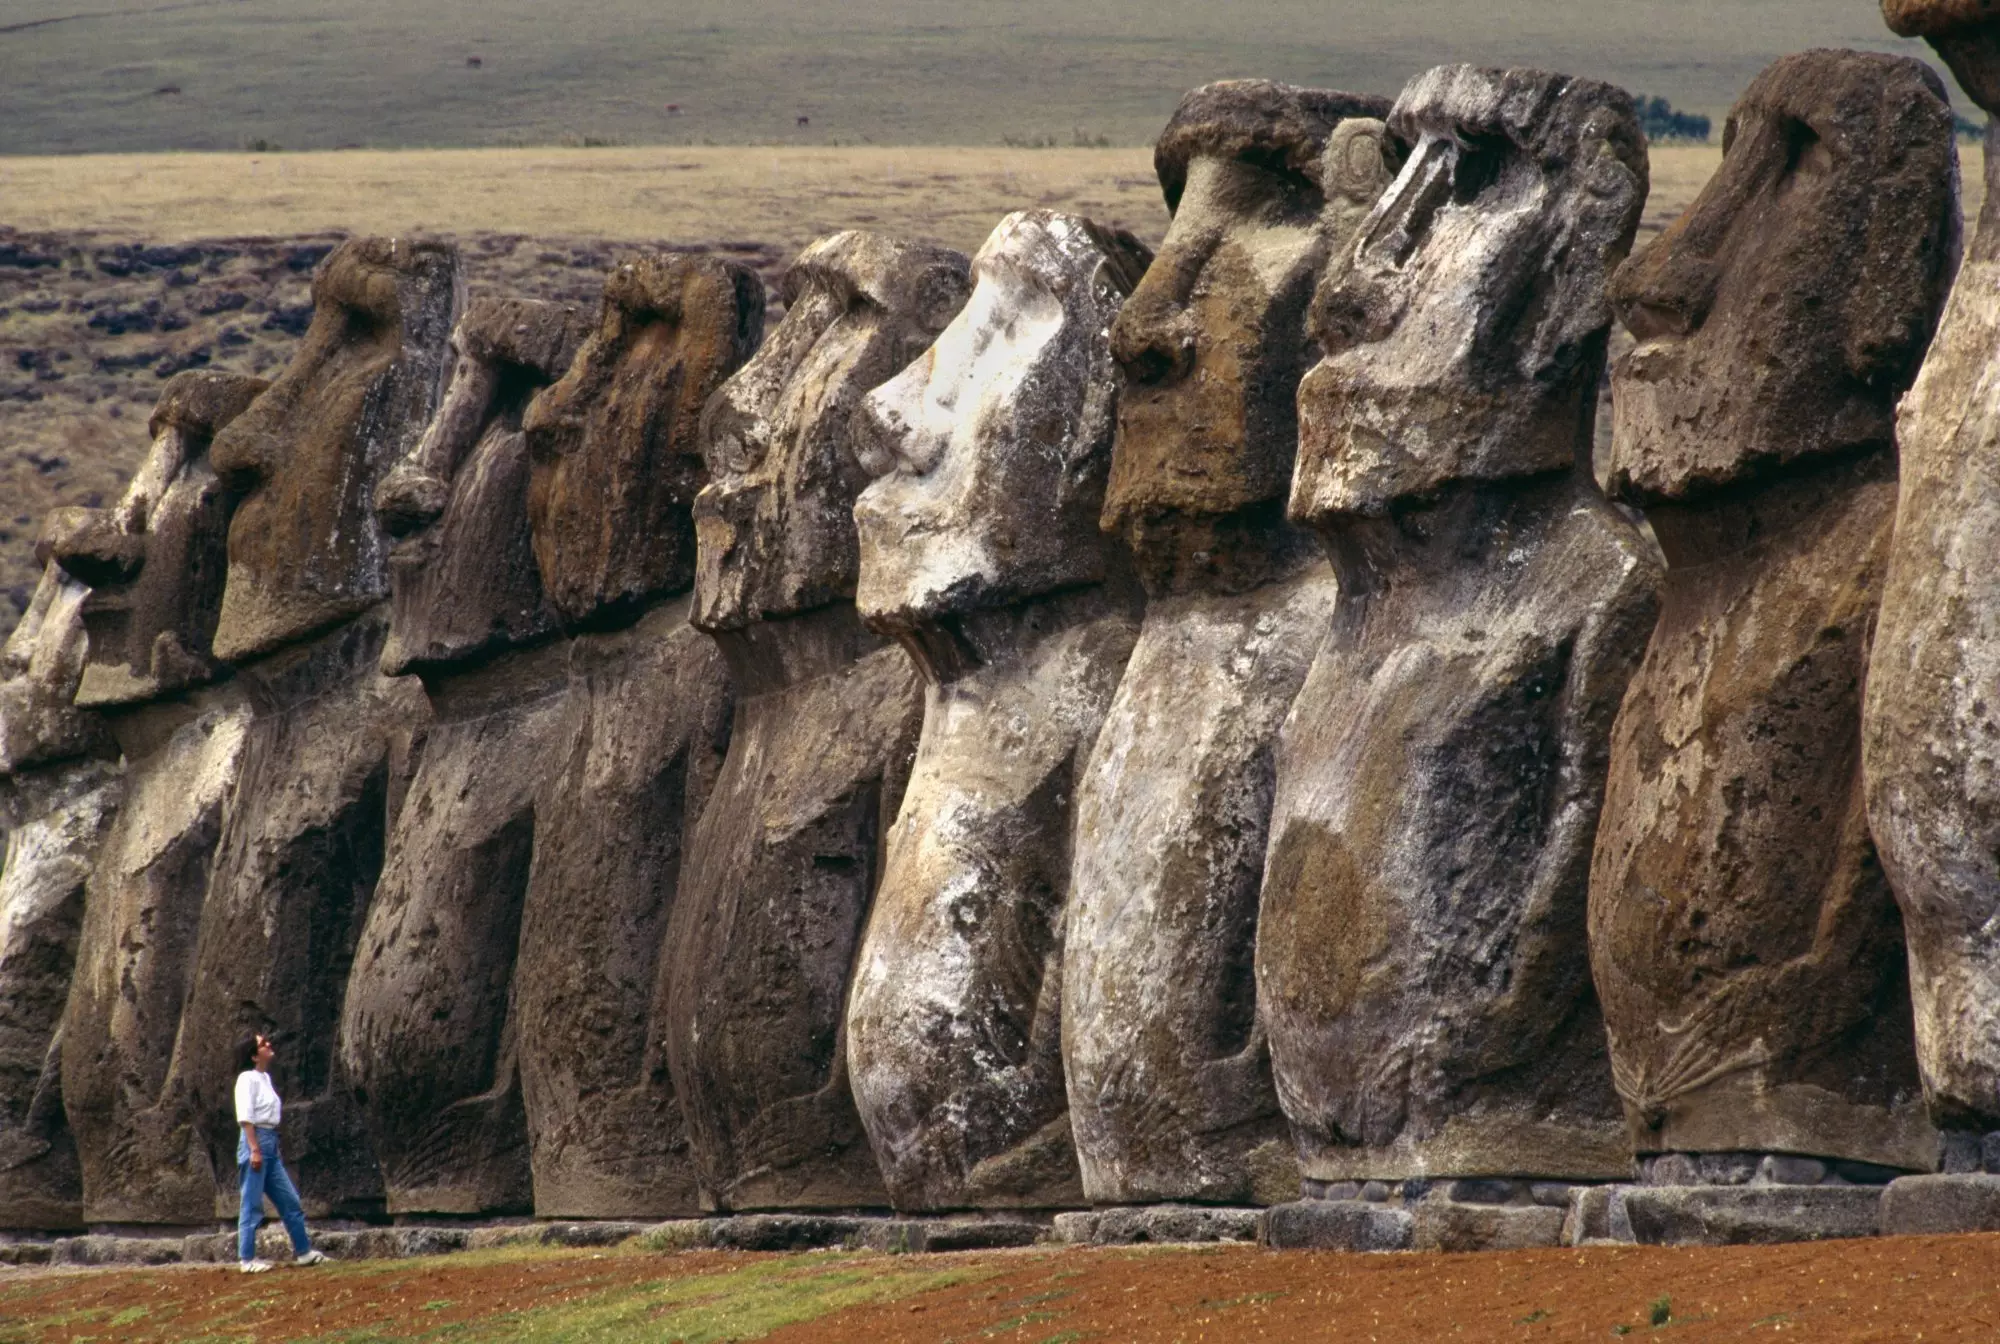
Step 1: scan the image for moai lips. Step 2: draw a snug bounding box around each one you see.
[512,254,755,1216]
[341,298,585,1217]
[376,297,584,675]
[1860,11,2000,1144]
[662,234,961,1213]
[1593,51,1955,1172]
[844,210,1147,1211]
[209,237,461,663]
[44,371,266,707]
[1065,83,1392,1206]
[1260,65,1659,1186]
[0,542,120,1230]
[524,253,764,629]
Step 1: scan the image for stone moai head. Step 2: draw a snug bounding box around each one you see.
[692,232,970,634]
[522,254,765,630]
[43,372,267,707]
[1603,51,1957,504]
[1292,66,1647,523]
[1885,0,2000,111]
[851,210,1151,656]
[0,543,109,775]
[208,237,462,663]
[373,297,587,675]
[1099,80,1393,581]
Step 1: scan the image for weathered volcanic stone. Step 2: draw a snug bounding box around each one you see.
[209,237,462,663]
[659,234,963,1214]
[514,258,753,1217]
[342,299,587,1217]
[1865,9,2000,1152]
[1593,52,1956,1174]
[1620,1185,1883,1245]
[1261,65,1658,1185]
[46,371,267,707]
[523,253,764,628]
[376,297,584,676]
[1259,1200,1414,1251]
[0,560,120,1231]
[845,211,1148,1212]
[1880,1174,2000,1235]
[1066,86,1393,1206]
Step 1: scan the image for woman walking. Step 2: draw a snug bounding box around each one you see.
[234,1032,329,1273]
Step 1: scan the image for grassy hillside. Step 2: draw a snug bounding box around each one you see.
[0,0,1949,155]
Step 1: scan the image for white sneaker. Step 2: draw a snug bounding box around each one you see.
[239,1259,273,1274]
[294,1250,328,1267]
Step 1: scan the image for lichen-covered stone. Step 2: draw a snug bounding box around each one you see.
[523,253,764,628]
[1066,88,1393,1205]
[1864,13,2000,1144]
[846,211,1148,1211]
[45,371,266,707]
[1594,51,1956,1173]
[1260,65,1657,1184]
[209,237,462,663]
[0,563,111,773]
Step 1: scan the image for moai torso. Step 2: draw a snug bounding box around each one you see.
[48,372,266,1226]
[1868,4,2000,1146]
[0,557,119,1230]
[512,255,755,1217]
[1063,82,1394,1207]
[160,239,456,1221]
[1593,52,1957,1173]
[844,212,1148,1211]
[1261,65,1659,1185]
[338,298,584,1216]
[662,233,963,1211]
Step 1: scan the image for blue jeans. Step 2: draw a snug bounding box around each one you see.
[237,1126,311,1262]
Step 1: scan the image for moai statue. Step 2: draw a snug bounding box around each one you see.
[513,254,755,1216]
[843,211,1148,1212]
[1591,51,1955,1199]
[662,232,963,1212]
[166,237,456,1220]
[1259,66,1659,1215]
[50,372,267,1226]
[1064,81,1395,1208]
[0,549,119,1230]
[1868,4,2000,1202]
[339,297,585,1216]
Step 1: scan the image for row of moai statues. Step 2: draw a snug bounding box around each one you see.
[2,25,1996,1242]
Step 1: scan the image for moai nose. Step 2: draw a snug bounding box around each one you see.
[1109,247,1205,387]
[45,507,144,588]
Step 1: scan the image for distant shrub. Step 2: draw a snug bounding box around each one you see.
[240,136,282,152]
[1635,96,1710,144]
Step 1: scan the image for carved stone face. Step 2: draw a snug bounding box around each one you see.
[1292,65,1647,523]
[208,237,461,663]
[1100,81,1392,552]
[851,210,1149,636]
[1604,51,1957,504]
[1883,0,2000,112]
[375,298,585,675]
[45,372,266,706]
[692,232,969,633]
[0,554,107,774]
[522,254,764,628]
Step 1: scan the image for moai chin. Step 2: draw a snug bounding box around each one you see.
[339,298,585,1216]
[0,543,120,1230]
[512,253,756,1216]
[1258,64,1660,1190]
[209,237,461,663]
[1592,51,1955,1178]
[1864,8,2000,1158]
[44,371,267,708]
[843,210,1148,1211]
[662,233,961,1212]
[118,236,459,1224]
[1064,81,1394,1206]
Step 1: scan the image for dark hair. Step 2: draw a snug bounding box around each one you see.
[233,1033,264,1074]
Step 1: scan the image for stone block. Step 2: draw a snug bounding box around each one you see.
[1563,1186,1637,1245]
[856,1220,1047,1253]
[50,1234,185,1266]
[1050,1212,1099,1244]
[1086,1205,1260,1245]
[1622,1185,1881,1245]
[707,1215,865,1252]
[1259,1201,1413,1252]
[633,1220,716,1252]
[1757,1156,1828,1186]
[1412,1201,1565,1252]
[0,1243,52,1265]
[1881,1174,2000,1235]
